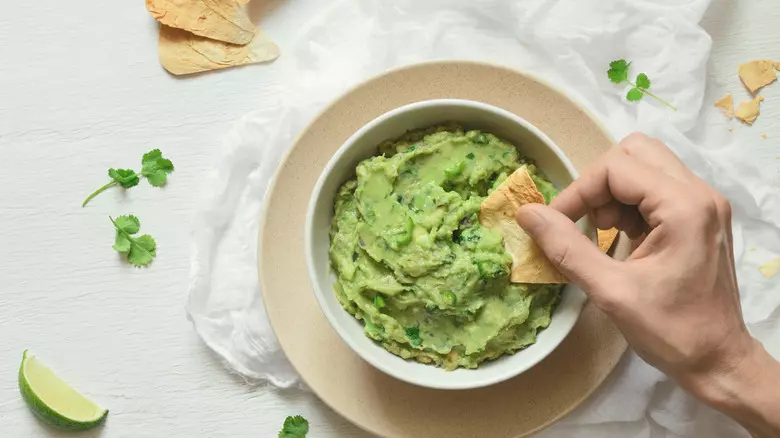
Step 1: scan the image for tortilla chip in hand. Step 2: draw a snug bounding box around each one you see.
[479,166,568,284]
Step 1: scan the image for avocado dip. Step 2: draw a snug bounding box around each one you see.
[328,124,563,370]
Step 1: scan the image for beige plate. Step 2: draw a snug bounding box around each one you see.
[259,61,629,438]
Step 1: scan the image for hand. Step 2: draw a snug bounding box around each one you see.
[516,133,780,437]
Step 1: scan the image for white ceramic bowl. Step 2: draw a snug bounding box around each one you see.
[305,99,595,390]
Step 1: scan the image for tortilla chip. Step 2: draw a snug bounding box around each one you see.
[734,96,764,125]
[713,93,734,119]
[597,228,619,253]
[159,25,279,76]
[479,167,567,284]
[738,60,777,94]
[759,257,780,279]
[146,0,256,45]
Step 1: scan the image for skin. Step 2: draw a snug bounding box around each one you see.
[516,133,780,438]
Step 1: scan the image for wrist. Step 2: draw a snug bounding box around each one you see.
[683,338,780,437]
[687,338,765,409]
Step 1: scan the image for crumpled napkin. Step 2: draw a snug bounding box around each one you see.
[188,0,780,436]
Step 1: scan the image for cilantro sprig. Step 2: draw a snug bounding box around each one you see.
[405,326,422,347]
[110,215,157,267]
[279,415,309,438]
[83,149,174,207]
[608,59,677,111]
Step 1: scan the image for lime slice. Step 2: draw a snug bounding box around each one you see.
[18,350,108,431]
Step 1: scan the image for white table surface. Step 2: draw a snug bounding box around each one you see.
[1,0,778,437]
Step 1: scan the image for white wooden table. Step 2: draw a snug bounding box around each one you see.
[1,0,778,436]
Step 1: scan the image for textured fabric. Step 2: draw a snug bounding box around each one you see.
[188,1,779,435]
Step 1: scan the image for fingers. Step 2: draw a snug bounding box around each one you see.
[551,149,682,229]
[618,133,692,181]
[590,200,622,229]
[516,203,620,296]
[619,133,733,239]
[592,201,648,239]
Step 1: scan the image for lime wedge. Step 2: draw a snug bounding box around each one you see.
[18,350,108,431]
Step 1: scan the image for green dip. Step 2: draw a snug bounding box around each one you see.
[329,124,563,370]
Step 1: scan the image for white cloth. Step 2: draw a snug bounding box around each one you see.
[187,0,780,436]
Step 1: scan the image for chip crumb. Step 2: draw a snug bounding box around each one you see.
[714,93,734,119]
[762,132,768,139]
[759,257,780,279]
[158,25,279,76]
[734,96,764,125]
[729,127,734,133]
[739,60,777,94]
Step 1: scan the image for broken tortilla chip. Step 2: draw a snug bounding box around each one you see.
[734,96,764,125]
[738,60,777,94]
[158,25,279,75]
[713,93,734,119]
[598,228,619,253]
[759,257,780,279]
[146,0,256,46]
[479,167,567,284]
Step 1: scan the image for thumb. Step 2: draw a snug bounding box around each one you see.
[516,203,619,296]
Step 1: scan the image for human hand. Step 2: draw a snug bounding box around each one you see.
[516,133,780,436]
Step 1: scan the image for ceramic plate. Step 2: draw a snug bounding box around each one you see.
[259,61,629,438]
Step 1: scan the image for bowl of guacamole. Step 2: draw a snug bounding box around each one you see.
[306,99,595,390]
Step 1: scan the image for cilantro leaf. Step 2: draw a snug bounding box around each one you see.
[607,60,676,110]
[82,150,174,207]
[113,215,140,234]
[635,73,650,90]
[128,234,156,266]
[140,149,175,187]
[113,234,132,253]
[108,168,140,188]
[279,415,309,438]
[472,133,488,144]
[626,88,643,102]
[607,59,630,84]
[405,326,422,347]
[110,215,157,267]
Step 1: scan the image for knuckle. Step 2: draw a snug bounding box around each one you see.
[619,132,665,155]
[682,195,719,230]
[619,132,670,160]
[550,241,573,271]
[714,194,732,220]
[701,197,719,219]
[619,132,650,151]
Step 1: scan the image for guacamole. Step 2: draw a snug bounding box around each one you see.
[329,124,563,370]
